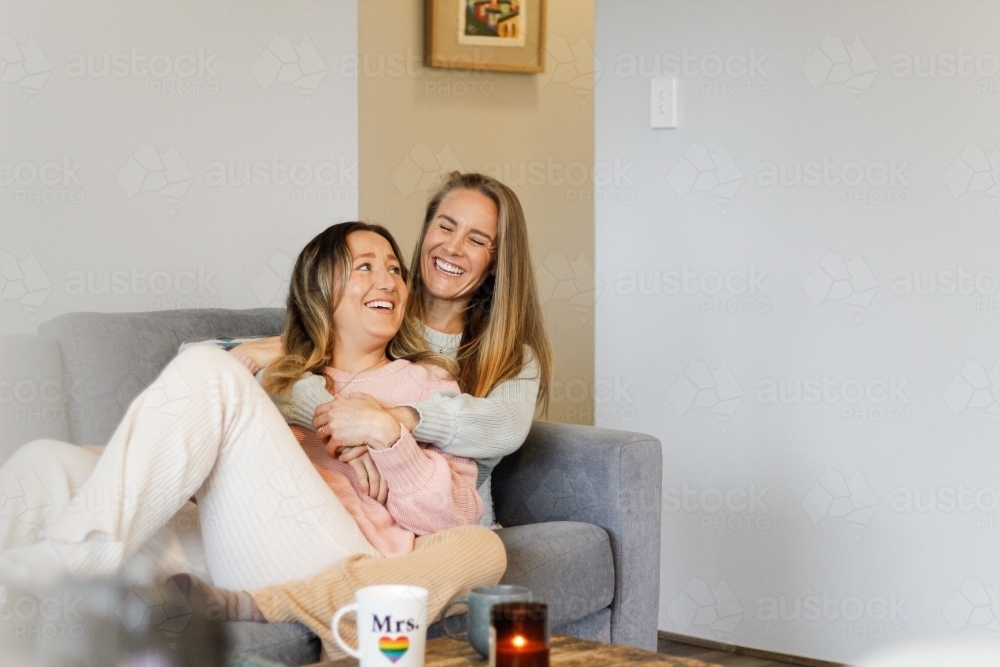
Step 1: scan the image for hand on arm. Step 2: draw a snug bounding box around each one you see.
[343,450,388,504]
[313,393,402,451]
[311,393,401,503]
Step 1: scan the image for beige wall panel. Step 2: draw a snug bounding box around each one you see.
[358,0,596,424]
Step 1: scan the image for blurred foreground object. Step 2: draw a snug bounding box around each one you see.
[0,577,228,667]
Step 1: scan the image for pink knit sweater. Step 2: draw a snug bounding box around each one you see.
[233,352,483,557]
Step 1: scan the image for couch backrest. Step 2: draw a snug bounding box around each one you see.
[38,308,284,445]
[0,335,73,463]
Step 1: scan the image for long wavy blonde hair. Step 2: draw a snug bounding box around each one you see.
[263,222,454,397]
[406,172,553,410]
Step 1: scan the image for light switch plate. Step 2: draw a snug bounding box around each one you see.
[650,77,678,128]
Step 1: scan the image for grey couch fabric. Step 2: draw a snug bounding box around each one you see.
[554,607,612,642]
[38,308,284,446]
[226,622,319,666]
[0,335,71,463]
[493,421,663,651]
[497,522,615,628]
[8,308,661,663]
[425,522,614,635]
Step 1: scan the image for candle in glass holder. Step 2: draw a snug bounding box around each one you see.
[489,602,549,667]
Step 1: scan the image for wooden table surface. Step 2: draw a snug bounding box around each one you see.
[318,634,715,666]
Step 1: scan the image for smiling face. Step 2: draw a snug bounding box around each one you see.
[419,188,499,308]
[331,230,408,354]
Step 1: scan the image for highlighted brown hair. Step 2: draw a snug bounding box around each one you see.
[263,222,454,397]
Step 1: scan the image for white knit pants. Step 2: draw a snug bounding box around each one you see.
[0,441,210,583]
[0,346,377,590]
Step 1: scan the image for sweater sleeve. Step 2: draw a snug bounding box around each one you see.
[404,347,540,460]
[228,348,334,429]
[368,427,483,534]
[273,374,334,429]
[229,350,261,376]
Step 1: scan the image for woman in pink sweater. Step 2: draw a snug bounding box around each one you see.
[232,221,482,557]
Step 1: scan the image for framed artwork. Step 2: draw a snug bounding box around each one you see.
[424,0,547,73]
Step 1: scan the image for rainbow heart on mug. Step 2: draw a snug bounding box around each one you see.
[378,635,410,663]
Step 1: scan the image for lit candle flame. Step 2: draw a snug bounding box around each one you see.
[512,635,527,648]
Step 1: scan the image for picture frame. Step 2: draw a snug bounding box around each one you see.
[424,0,547,73]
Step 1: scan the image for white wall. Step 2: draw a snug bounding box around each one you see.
[595,1,999,662]
[1,0,358,336]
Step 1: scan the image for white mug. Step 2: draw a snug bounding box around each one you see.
[331,585,428,667]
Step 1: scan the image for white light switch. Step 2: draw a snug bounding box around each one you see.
[650,77,677,128]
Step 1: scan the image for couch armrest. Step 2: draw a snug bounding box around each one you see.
[491,421,662,651]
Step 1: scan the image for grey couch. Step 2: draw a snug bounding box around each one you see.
[0,308,662,665]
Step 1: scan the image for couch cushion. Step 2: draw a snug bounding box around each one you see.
[496,521,615,628]
[0,335,71,464]
[226,621,320,666]
[38,308,284,445]
[553,607,612,642]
